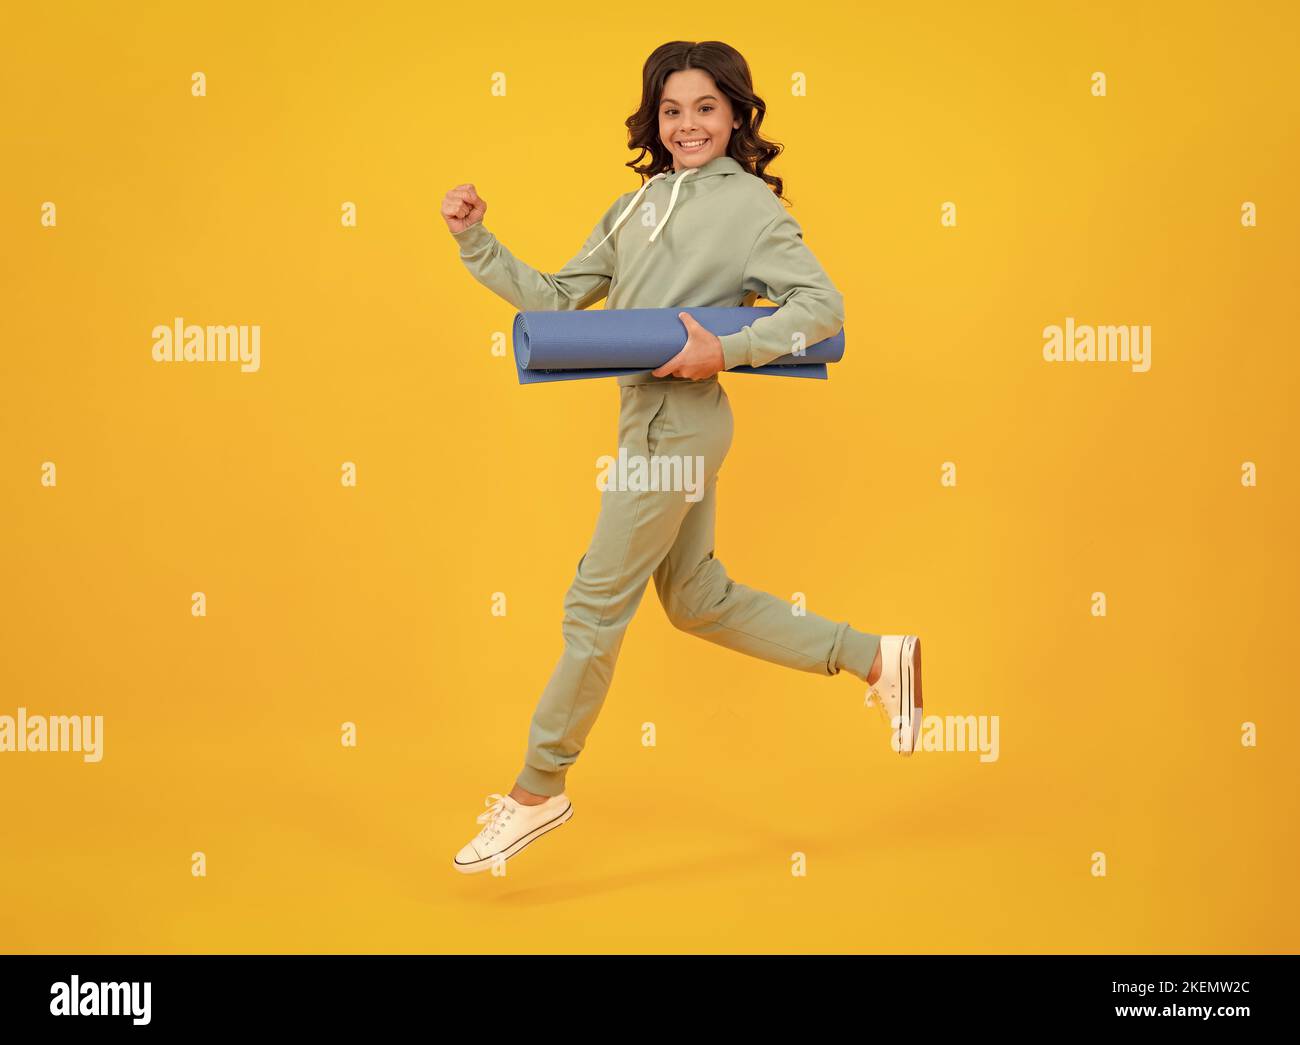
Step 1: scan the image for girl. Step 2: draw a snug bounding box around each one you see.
[442,41,921,874]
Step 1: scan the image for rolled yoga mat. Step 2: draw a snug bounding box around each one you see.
[511,306,845,384]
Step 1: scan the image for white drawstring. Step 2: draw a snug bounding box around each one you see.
[579,166,698,261]
[649,166,698,243]
[579,171,668,262]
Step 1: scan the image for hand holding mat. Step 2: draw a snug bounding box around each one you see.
[511,306,846,384]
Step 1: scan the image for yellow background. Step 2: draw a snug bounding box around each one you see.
[2,0,1296,953]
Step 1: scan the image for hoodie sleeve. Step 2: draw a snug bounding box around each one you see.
[716,207,846,370]
[449,192,631,312]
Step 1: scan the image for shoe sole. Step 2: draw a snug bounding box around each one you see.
[898,636,922,757]
[452,800,574,875]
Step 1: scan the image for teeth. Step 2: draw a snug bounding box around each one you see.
[678,138,708,147]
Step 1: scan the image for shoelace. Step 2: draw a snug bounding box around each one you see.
[864,683,889,724]
[475,793,515,841]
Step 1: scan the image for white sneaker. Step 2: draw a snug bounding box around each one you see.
[864,635,922,755]
[452,792,574,874]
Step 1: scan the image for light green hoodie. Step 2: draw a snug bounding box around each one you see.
[450,153,845,387]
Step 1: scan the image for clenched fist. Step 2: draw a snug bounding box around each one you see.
[442,183,487,234]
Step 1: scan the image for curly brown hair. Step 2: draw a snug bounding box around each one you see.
[623,41,789,205]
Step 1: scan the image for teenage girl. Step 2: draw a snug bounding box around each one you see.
[442,40,921,874]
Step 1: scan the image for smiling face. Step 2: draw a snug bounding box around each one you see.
[658,68,741,172]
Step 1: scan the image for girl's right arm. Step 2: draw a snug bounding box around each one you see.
[442,183,630,312]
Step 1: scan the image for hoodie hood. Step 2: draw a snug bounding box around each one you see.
[580,154,744,261]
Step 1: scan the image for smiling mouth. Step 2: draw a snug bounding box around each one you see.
[676,137,710,150]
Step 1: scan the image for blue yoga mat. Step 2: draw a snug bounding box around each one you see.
[512,306,845,384]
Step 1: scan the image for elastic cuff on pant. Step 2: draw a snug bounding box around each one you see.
[515,763,568,797]
[825,621,850,676]
[836,627,882,683]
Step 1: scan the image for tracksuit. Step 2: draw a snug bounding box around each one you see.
[452,153,881,796]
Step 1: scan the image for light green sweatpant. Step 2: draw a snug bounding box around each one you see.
[515,376,881,796]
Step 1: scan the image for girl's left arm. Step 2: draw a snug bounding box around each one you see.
[715,207,846,370]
